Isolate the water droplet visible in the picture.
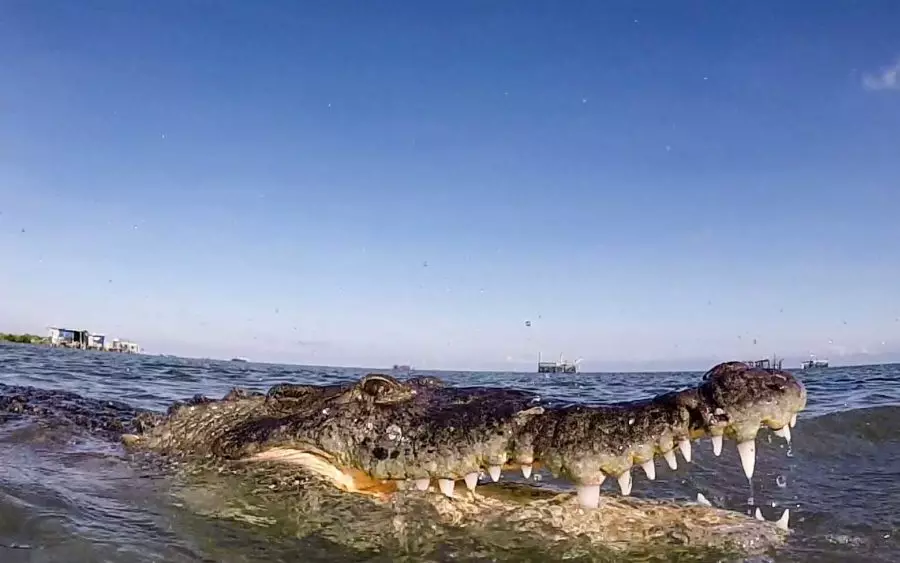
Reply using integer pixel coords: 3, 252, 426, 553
776, 475, 787, 488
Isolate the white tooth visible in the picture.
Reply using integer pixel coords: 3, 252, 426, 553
464, 472, 479, 492
640, 459, 656, 480
663, 449, 677, 470
521, 464, 533, 479
790, 413, 797, 428
617, 470, 632, 496
438, 478, 455, 498
711, 434, 723, 456
678, 438, 692, 462
696, 492, 712, 507
736, 439, 756, 480
774, 425, 791, 444
488, 465, 502, 482
775, 509, 790, 531
414, 478, 430, 491
576, 484, 601, 509
755, 507, 764, 521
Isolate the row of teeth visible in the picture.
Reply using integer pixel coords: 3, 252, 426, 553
577, 415, 795, 507
413, 462, 532, 495
410, 415, 797, 526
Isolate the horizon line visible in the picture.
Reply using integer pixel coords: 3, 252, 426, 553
142, 348, 899, 375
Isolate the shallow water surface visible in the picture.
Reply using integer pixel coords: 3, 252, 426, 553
1, 344, 898, 562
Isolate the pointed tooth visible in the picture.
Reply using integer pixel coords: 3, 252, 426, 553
576, 484, 601, 509
663, 449, 678, 470
711, 434, 723, 456
463, 472, 479, 492
640, 459, 656, 480
755, 507, 764, 521
438, 478, 455, 498
775, 509, 790, 531
696, 492, 712, 507
678, 438, 692, 462
414, 478, 430, 491
790, 413, 797, 428
774, 425, 792, 444
521, 464, 533, 479
617, 470, 632, 496
736, 439, 756, 480
488, 465, 502, 482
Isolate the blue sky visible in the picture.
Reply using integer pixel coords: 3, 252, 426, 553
1, 1, 899, 371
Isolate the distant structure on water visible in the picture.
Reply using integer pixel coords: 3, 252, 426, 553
743, 356, 783, 370
392, 364, 413, 373
230, 357, 250, 363
801, 355, 829, 369
47, 326, 141, 354
537, 353, 580, 374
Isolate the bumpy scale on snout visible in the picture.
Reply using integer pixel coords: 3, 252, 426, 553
699, 361, 806, 480
511, 361, 806, 509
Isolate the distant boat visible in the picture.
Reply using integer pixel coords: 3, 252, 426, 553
743, 356, 783, 370
537, 352, 581, 374
801, 356, 829, 369
392, 364, 413, 372
230, 357, 249, 363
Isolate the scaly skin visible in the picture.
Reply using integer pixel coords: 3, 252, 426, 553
0, 361, 807, 558
129, 362, 805, 487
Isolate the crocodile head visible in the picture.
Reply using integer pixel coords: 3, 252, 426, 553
123, 361, 807, 556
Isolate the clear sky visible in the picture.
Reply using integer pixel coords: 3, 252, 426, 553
1, 1, 899, 371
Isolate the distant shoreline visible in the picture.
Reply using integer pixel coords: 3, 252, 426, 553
2, 332, 897, 374
0, 332, 141, 354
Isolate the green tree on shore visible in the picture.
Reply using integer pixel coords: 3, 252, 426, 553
0, 333, 48, 345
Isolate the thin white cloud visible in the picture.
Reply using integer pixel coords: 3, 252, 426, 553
862, 57, 900, 91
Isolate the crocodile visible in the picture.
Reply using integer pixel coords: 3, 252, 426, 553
0, 361, 806, 560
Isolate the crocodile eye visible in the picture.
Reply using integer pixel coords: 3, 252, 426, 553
357, 374, 401, 396
357, 374, 415, 404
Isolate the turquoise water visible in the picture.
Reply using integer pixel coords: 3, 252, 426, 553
1, 343, 898, 562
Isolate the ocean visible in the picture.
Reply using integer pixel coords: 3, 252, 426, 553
1, 343, 898, 562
